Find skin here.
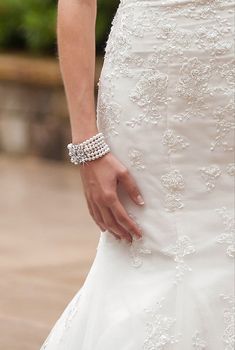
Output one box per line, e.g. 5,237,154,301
57,0,145,243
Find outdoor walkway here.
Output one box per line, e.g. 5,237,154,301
0,156,99,350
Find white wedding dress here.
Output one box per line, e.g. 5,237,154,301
40,0,235,349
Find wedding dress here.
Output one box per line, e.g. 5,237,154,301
40,0,235,349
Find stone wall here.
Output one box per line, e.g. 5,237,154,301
0,54,102,160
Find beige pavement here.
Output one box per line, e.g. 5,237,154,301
0,156,99,350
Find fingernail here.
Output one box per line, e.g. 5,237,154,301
137,194,145,205
127,237,132,245
131,230,142,240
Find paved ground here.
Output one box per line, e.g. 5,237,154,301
0,156,99,350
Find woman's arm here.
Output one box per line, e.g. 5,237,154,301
57,0,98,142
57,0,145,243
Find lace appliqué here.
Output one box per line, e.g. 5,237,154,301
128,148,146,171
210,99,235,152
103,6,136,79
199,165,222,192
199,164,235,191
194,21,233,57
162,236,196,284
127,211,151,267
175,57,212,121
126,70,170,128
162,129,190,154
215,207,235,258
97,92,121,137
163,0,233,21
217,58,235,89
220,294,235,350
99,0,235,160
192,331,207,349
129,236,152,268
226,163,235,176
161,169,185,212
143,297,181,350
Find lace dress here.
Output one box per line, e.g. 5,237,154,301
40,0,235,349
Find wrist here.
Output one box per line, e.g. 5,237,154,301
67,131,110,165
72,128,100,144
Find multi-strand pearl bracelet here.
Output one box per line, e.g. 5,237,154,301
67,132,110,165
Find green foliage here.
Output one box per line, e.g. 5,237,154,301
96,0,119,53
0,0,119,56
0,0,24,49
0,0,57,54
21,0,57,54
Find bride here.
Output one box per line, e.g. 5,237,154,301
40,0,235,349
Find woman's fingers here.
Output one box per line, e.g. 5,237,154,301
80,154,145,243
84,193,107,232
91,203,124,242
109,197,142,239
90,202,107,232
86,199,120,241
117,168,145,206
100,205,133,243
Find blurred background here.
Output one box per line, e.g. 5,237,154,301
0,1,119,349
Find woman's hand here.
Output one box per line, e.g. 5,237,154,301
57,2,144,243
79,152,145,243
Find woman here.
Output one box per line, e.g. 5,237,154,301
40,0,235,349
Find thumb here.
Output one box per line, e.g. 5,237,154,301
118,170,145,206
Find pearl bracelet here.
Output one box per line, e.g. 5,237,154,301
67,132,110,165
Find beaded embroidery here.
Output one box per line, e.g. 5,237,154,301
199,164,235,192
99,0,234,152
175,57,212,121
215,207,235,258
85,1,234,348
128,148,146,171
143,297,182,349
162,129,190,154
162,236,196,284
129,235,152,268
127,70,170,128
226,163,235,176
199,165,222,192
210,100,235,152
127,211,151,267
161,169,185,212
220,294,235,350
97,92,121,137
